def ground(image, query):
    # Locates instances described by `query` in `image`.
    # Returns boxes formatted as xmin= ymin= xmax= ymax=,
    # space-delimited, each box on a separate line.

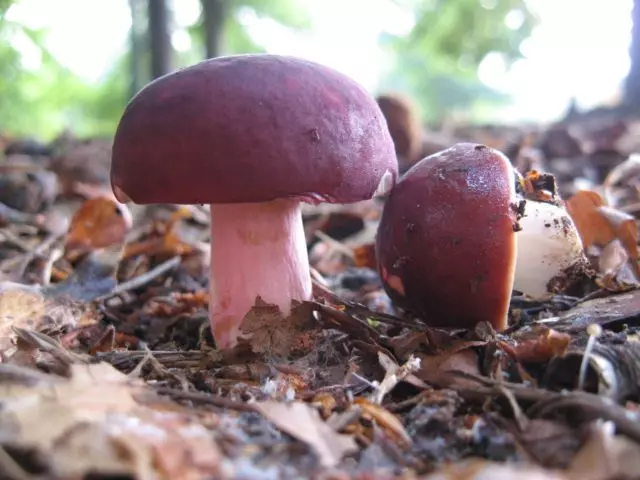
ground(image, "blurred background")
xmin=0 ymin=0 xmax=638 ymax=141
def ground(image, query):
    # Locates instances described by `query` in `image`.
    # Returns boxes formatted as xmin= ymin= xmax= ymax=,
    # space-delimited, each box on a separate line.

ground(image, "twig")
xmin=497 ymin=385 xmax=528 ymax=431
xmin=154 ymin=386 xmax=256 ymax=412
xmin=312 ymin=278 xmax=418 ymax=329
xmin=94 ymin=255 xmax=181 ymax=302
xmin=13 ymin=327 xmax=90 ymax=366
xmin=0 ymin=202 xmax=41 ymax=225
xmin=15 ymin=231 xmax=64 ymax=279
xmin=446 ymin=370 xmax=640 ymax=444
xmin=127 ymin=348 xmax=154 ymax=378
xmin=313 ymin=230 xmax=355 ymax=258
xmin=0 ymin=445 xmax=32 ymax=480
xmin=370 ymin=354 xmax=421 ymax=404
xmin=40 ymin=245 xmax=63 ymax=285
xmin=309 ymin=266 xmax=329 ymax=286
xmin=146 ymin=346 xmax=192 ymax=391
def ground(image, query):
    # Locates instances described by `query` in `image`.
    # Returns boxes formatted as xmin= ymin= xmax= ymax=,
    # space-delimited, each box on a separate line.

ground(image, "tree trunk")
xmin=625 ymin=0 xmax=640 ymax=112
xmin=202 ymin=0 xmax=228 ymax=58
xmin=148 ymin=0 xmax=172 ymax=79
xmin=129 ymin=0 xmax=144 ymax=97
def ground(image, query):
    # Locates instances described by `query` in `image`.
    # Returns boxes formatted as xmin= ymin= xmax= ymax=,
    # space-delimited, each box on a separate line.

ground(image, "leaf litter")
xmin=1 ymin=119 xmax=640 ymax=479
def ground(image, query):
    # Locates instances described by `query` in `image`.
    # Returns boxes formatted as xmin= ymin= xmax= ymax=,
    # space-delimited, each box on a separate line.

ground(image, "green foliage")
xmin=0 ymin=0 xmax=311 ymax=140
xmin=406 ymin=0 xmax=535 ymax=66
xmin=380 ymin=0 xmax=537 ymax=123
xmin=188 ymin=0 xmax=311 ymax=56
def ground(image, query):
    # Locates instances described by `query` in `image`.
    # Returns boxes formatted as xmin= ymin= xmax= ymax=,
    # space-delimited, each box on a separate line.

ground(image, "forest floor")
xmin=1 ymin=115 xmax=640 ymax=479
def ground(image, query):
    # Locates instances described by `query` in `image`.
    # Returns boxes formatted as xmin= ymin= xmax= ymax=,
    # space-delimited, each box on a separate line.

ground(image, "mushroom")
xmin=375 ymin=143 xmax=587 ymax=331
xmin=110 ymin=54 xmax=397 ymax=348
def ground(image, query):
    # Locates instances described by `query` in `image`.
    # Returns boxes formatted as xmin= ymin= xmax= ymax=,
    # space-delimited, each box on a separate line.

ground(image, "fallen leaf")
xmin=142 ymin=291 xmax=209 ymax=318
xmin=565 ymin=190 xmax=615 ymax=250
xmin=252 ymin=400 xmax=357 ymax=468
xmin=64 ymin=196 xmax=133 ymax=262
xmin=353 ymin=397 xmax=412 ymax=447
xmin=598 ymin=239 xmax=629 ymax=274
xmin=415 ymin=347 xmax=482 ymax=389
xmin=565 ymin=190 xmax=640 ymax=279
xmin=501 ymin=326 xmax=571 ymax=363
xmin=514 ymin=419 xmax=584 ymax=469
xmin=0 ymin=362 xmax=222 ymax=479
xmin=566 ymin=421 xmax=640 ymax=480
xmin=597 ymin=206 xmax=640 ymax=278
xmin=353 ymin=243 xmax=377 ymax=270
xmin=0 ymin=284 xmax=99 ymax=359
xmin=422 ymin=459 xmax=567 ymax=479
xmin=123 ymin=206 xmax=194 ymax=260
xmin=240 ymin=297 xmax=316 ymax=356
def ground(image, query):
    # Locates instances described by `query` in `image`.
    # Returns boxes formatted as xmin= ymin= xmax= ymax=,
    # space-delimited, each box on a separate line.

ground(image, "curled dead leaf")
xmin=566 ymin=190 xmax=640 ymax=279
xmin=239 ymin=297 xmax=317 ymax=356
xmin=353 ymin=243 xmax=377 ymax=270
xmin=123 ymin=206 xmax=194 ymax=260
xmin=64 ymin=196 xmax=133 ymax=262
xmin=501 ymin=327 xmax=571 ymax=363
xmin=252 ymin=400 xmax=357 ymax=468
xmin=353 ymin=397 xmax=412 ymax=447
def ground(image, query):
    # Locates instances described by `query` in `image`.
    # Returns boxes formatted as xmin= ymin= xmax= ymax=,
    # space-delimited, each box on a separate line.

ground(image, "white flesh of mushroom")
xmin=513 ymin=199 xmax=586 ymax=298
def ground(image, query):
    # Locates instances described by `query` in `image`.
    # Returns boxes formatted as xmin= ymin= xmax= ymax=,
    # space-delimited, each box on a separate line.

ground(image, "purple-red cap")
xmin=110 ymin=54 xmax=398 ymax=205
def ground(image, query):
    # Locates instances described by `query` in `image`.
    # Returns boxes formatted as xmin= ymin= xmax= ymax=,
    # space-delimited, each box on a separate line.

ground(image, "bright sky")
xmin=5 ymin=0 xmax=635 ymax=123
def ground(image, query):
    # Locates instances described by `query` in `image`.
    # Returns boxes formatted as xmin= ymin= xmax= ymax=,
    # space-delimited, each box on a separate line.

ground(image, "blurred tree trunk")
xmin=129 ymin=0 xmax=145 ymax=97
xmin=625 ymin=0 xmax=640 ymax=112
xmin=202 ymin=0 xmax=228 ymax=58
xmin=148 ymin=0 xmax=172 ymax=79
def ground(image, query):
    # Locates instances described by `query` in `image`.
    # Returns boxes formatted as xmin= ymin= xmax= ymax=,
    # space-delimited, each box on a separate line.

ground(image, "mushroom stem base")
xmin=209 ymin=199 xmax=312 ymax=348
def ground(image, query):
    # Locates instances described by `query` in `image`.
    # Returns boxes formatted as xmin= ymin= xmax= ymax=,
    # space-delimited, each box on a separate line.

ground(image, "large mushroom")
xmin=375 ymin=143 xmax=587 ymax=331
xmin=111 ymin=54 xmax=397 ymax=348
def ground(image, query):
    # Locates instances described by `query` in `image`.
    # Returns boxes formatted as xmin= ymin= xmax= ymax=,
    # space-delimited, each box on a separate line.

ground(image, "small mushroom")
xmin=375 ymin=143 xmax=587 ymax=331
xmin=111 ymin=54 xmax=397 ymax=348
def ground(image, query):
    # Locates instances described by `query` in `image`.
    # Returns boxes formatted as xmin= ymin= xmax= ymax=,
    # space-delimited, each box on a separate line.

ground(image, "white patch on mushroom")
xmin=372 ymin=169 xmax=395 ymax=198
xmin=512 ymin=199 xmax=586 ymax=298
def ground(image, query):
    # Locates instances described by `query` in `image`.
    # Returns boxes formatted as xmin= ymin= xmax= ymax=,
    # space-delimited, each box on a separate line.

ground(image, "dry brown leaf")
xmin=565 ymin=190 xmax=615 ymax=249
xmin=566 ymin=190 xmax=640 ymax=279
xmin=0 ymin=363 xmax=140 ymax=448
xmin=240 ymin=297 xmax=315 ymax=356
xmin=597 ymin=206 xmax=640 ymax=278
xmin=598 ymin=239 xmax=630 ymax=274
xmin=353 ymin=243 xmax=377 ymax=269
xmin=64 ymin=196 xmax=132 ymax=262
xmin=0 ymin=285 xmax=100 ymax=359
xmin=415 ymin=348 xmax=481 ymax=390
xmin=353 ymin=397 xmax=412 ymax=447
xmin=502 ymin=327 xmax=571 ymax=363
xmin=123 ymin=206 xmax=194 ymax=260
xmin=566 ymin=422 xmax=640 ymax=480
xmin=252 ymin=400 xmax=357 ymax=468
xmin=422 ymin=459 xmax=567 ymax=479
xmin=0 ymin=286 xmax=46 ymax=356
xmin=0 ymin=362 xmax=222 ymax=479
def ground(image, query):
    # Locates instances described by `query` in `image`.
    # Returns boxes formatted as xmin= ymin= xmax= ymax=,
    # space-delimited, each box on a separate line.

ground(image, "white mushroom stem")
xmin=513 ymin=199 xmax=586 ymax=297
xmin=209 ymin=198 xmax=312 ymax=348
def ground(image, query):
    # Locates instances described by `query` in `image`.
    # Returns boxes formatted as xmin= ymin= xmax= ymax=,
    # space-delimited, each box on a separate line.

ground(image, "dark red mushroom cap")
xmin=375 ymin=143 xmax=521 ymax=331
xmin=110 ymin=54 xmax=397 ymax=205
